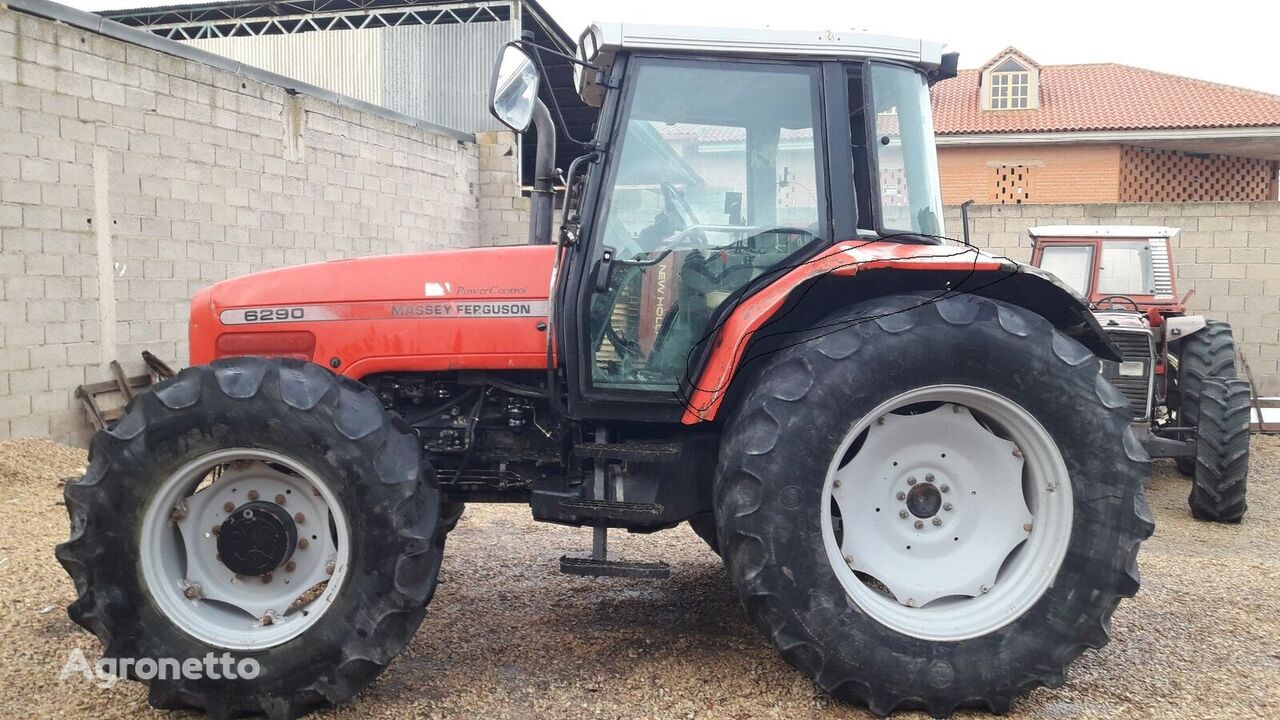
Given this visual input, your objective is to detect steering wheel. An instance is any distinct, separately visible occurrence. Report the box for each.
[1093,295,1142,311]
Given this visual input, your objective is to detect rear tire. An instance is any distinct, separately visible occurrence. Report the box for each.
[715,294,1153,716]
[1174,320,1236,476]
[1188,378,1250,522]
[56,358,442,719]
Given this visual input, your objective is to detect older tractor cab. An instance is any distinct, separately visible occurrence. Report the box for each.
[61,24,1158,719]
[1030,225,1250,522]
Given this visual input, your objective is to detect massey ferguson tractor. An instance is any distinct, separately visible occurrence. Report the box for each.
[1028,225,1250,522]
[58,24,1156,719]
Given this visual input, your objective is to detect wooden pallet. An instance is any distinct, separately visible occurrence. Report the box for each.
[74,351,175,431]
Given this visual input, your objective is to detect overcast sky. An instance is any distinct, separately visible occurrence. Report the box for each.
[64,0,1280,94]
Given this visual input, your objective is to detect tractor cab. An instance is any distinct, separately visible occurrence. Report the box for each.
[491,24,961,420]
[1028,225,1186,318]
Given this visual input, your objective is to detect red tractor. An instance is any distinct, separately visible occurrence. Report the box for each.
[59,25,1154,719]
[1029,225,1250,522]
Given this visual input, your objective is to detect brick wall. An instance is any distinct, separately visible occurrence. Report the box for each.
[938,144,1123,205]
[0,8,521,445]
[944,201,1280,394]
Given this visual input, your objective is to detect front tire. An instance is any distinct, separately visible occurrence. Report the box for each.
[56,358,443,719]
[1188,378,1250,522]
[716,294,1153,716]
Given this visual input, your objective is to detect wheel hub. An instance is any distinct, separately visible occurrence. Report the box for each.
[217,500,298,576]
[905,482,942,518]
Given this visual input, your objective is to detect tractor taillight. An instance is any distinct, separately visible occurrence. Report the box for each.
[214,332,316,361]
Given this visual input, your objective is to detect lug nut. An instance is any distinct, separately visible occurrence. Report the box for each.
[182,583,201,599]
[294,512,305,524]
[285,561,296,572]
[899,509,909,519]
[1023,522,1033,532]
[943,503,953,512]
[298,538,309,550]
[223,501,235,513]
[325,561,335,576]
[833,479,842,489]
[932,517,942,526]
[844,555,854,565]
[913,519,924,529]
[261,613,276,626]
[1012,449,1023,458]
[905,598,916,607]
[896,491,906,501]
[274,494,286,505]
[247,490,259,501]
[907,476,917,486]
[262,573,273,584]
[980,585,990,594]
[925,473,935,483]
[169,505,187,523]
[940,484,950,493]
[211,524,221,535]
[876,417,885,426]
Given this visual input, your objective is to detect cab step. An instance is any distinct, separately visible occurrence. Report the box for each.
[573,441,680,462]
[559,555,671,579]
[557,498,664,523]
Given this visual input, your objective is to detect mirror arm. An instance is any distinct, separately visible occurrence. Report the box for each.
[528,98,558,246]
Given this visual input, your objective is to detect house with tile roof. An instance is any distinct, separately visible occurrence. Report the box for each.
[931,48,1280,204]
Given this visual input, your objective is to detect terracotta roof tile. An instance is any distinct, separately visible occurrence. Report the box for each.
[931,63,1280,135]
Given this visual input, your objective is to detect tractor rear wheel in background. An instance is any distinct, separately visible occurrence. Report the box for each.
[56,357,443,719]
[1173,320,1236,476]
[715,294,1153,716]
[1188,378,1251,522]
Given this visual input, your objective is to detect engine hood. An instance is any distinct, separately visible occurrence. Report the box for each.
[198,245,556,307]
[190,245,559,376]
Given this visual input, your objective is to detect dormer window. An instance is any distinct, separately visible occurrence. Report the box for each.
[990,58,1030,109]
[980,48,1040,111]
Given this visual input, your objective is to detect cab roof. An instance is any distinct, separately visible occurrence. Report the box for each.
[1027,225,1180,240]
[574,22,949,106]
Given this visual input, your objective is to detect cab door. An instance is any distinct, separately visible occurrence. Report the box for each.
[560,55,843,421]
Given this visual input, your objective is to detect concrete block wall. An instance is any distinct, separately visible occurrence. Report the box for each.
[476,131,531,246]
[1,8,489,445]
[944,201,1280,394]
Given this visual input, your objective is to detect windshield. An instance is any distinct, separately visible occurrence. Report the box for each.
[868,64,944,237]
[589,57,825,390]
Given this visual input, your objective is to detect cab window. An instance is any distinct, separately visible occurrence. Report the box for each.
[587,58,826,391]
[1098,241,1155,295]
[1039,245,1094,296]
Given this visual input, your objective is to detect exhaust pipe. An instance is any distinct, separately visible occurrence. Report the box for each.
[528,100,557,245]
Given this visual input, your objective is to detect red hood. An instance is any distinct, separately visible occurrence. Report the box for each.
[190,245,558,376]
[199,245,556,307]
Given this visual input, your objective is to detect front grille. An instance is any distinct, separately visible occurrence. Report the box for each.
[1104,329,1155,420]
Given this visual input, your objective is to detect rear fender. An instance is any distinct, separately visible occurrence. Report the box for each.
[680,241,1121,423]
[1165,314,1208,345]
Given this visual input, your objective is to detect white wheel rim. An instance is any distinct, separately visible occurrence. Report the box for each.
[140,448,351,650]
[821,385,1073,641]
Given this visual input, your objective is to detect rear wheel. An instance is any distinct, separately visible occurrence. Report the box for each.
[1174,320,1236,476]
[56,358,442,719]
[716,294,1152,716]
[1188,378,1251,522]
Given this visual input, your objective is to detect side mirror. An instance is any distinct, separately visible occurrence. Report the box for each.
[489,44,541,132]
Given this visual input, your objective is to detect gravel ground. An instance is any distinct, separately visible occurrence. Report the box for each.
[1,435,1278,719]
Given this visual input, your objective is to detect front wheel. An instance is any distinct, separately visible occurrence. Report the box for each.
[56,358,443,719]
[716,294,1153,716]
